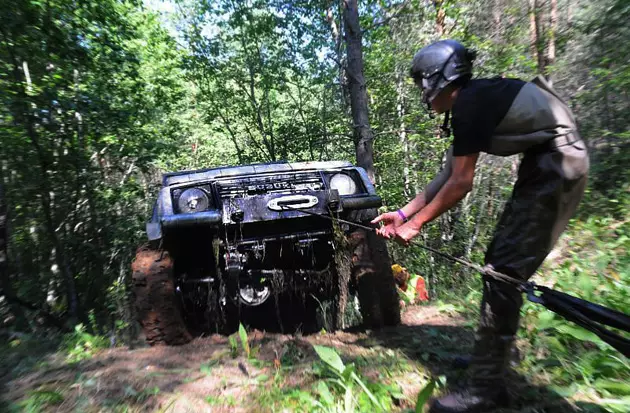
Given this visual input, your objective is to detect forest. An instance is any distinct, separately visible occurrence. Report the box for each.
[1,0,629,412]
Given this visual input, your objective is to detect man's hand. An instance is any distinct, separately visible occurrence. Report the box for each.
[394,221,422,246]
[371,211,403,239]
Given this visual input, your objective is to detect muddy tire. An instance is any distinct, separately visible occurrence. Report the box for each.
[131,244,192,345]
[337,209,401,329]
[348,228,401,328]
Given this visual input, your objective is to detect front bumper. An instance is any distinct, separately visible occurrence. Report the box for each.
[147,193,381,241]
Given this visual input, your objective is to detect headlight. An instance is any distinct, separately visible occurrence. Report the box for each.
[177,188,209,213]
[329,173,358,196]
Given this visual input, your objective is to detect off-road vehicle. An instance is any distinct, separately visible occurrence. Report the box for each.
[132,161,400,345]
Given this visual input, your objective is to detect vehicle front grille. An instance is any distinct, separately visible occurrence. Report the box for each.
[216,172,324,199]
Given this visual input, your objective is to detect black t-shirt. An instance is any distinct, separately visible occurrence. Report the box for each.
[451,78,526,156]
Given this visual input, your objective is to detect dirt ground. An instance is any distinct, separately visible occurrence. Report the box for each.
[1,305,606,412]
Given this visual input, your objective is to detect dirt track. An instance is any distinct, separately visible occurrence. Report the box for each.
[2,305,605,412]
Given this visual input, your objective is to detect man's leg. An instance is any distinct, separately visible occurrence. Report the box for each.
[430,148,588,413]
[452,275,522,369]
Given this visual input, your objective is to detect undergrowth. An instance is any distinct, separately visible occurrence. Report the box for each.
[517,213,630,412]
[442,161,630,411]
[252,342,437,412]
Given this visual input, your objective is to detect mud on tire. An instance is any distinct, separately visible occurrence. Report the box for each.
[339,208,401,329]
[131,244,192,345]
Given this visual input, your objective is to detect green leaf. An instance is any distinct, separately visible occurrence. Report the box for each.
[27,390,64,404]
[598,396,630,413]
[342,364,355,381]
[317,381,335,406]
[344,384,354,413]
[391,391,406,400]
[546,337,566,352]
[313,345,345,374]
[550,384,577,397]
[594,379,630,395]
[416,380,437,413]
[255,374,269,383]
[576,274,595,297]
[238,323,250,358]
[228,335,239,357]
[555,325,608,349]
[351,371,385,411]
[537,311,556,330]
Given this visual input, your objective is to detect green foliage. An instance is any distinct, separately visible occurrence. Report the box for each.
[205,394,236,407]
[181,0,351,165]
[0,0,192,336]
[256,345,407,412]
[310,345,394,412]
[415,379,437,413]
[200,359,219,376]
[238,322,251,359]
[61,323,109,363]
[228,334,239,358]
[18,389,64,413]
[226,323,260,360]
[516,192,630,410]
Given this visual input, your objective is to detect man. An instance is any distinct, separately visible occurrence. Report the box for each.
[371,39,589,412]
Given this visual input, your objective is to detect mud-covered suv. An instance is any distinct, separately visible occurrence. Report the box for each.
[132,161,400,345]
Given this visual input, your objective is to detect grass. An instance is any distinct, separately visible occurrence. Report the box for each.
[249,340,436,412]
[515,211,630,412]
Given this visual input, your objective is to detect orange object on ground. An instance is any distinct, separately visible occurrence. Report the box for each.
[415,276,429,301]
[391,264,410,291]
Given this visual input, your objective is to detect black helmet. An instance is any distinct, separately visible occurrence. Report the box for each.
[410,39,476,104]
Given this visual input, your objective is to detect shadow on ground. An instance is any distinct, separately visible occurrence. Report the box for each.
[0,332,63,412]
[366,321,607,413]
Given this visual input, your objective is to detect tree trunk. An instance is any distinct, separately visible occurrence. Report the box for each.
[341,0,400,327]
[493,0,503,42]
[342,0,376,183]
[434,0,446,36]
[0,184,29,330]
[528,0,544,74]
[396,77,411,198]
[548,0,557,83]
[528,0,537,64]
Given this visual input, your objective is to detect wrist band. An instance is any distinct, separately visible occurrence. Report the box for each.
[397,209,407,222]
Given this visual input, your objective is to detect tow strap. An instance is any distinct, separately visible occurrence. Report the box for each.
[282,206,630,357]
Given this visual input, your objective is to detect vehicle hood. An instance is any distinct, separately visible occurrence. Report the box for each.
[162,161,353,186]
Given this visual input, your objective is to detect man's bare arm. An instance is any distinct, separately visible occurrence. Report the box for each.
[400,146,455,219]
[408,152,479,228]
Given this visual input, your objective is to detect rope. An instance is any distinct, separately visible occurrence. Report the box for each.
[279,205,527,289]
[279,205,630,357]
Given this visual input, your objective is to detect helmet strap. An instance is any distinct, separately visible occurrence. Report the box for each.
[440,111,451,137]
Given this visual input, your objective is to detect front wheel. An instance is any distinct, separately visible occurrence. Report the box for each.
[347,227,401,328]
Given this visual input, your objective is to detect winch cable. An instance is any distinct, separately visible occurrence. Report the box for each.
[280,205,630,357]
[279,204,520,286]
